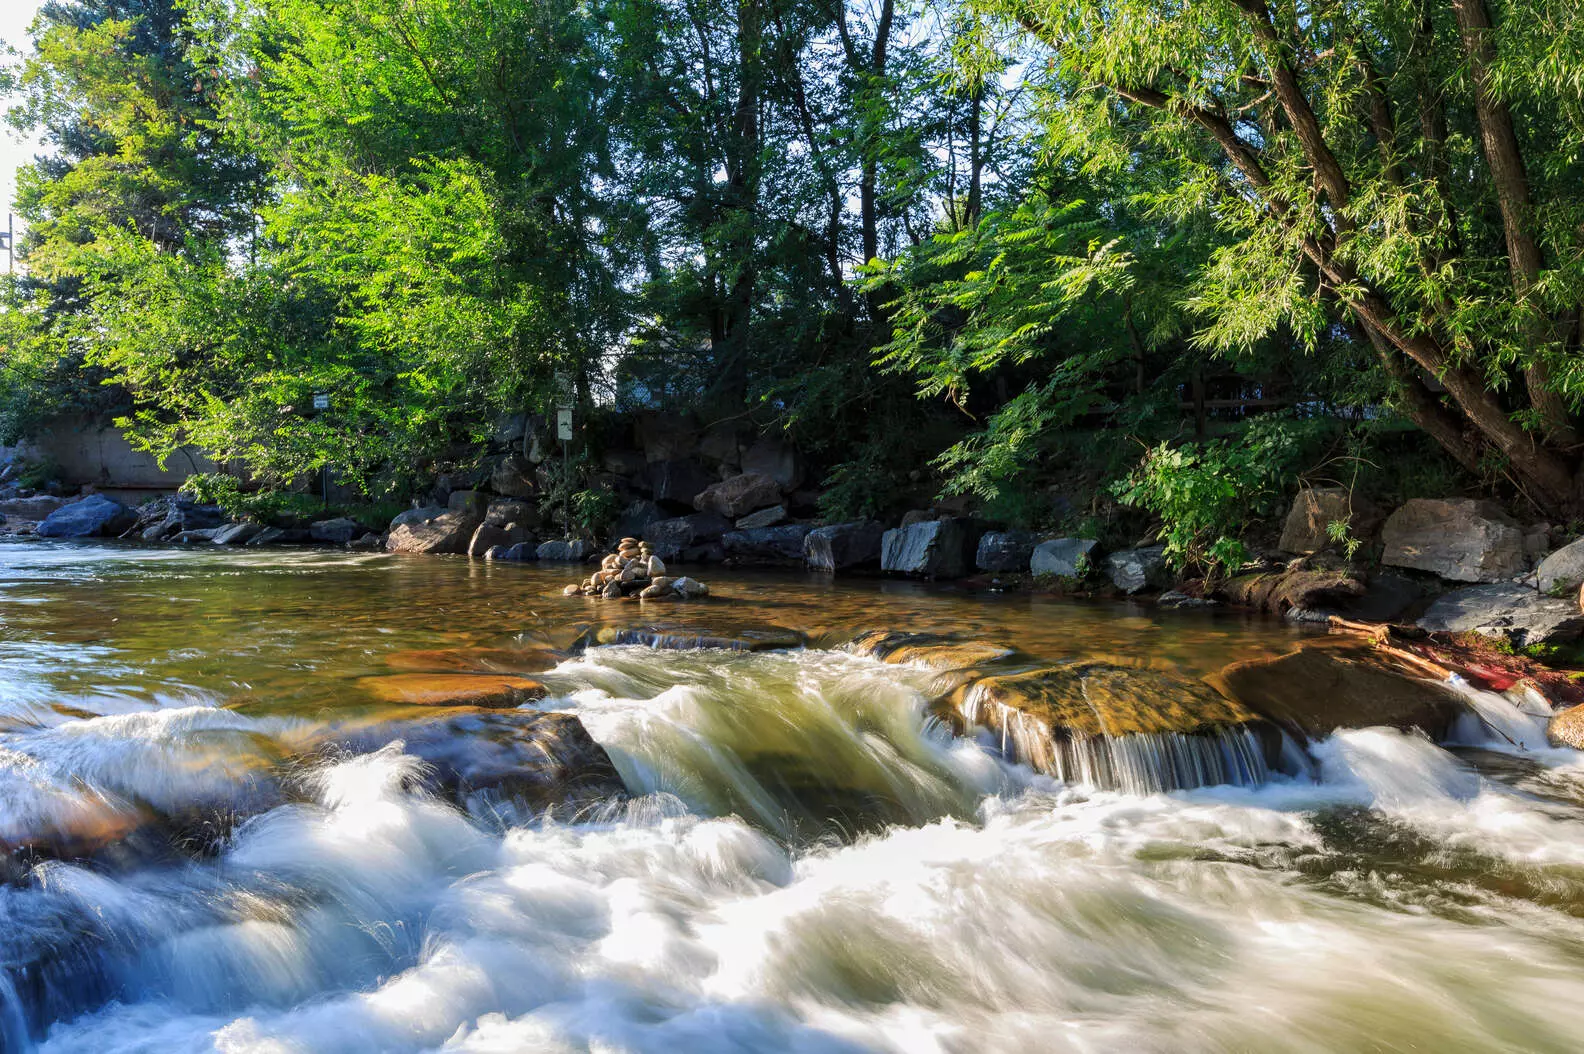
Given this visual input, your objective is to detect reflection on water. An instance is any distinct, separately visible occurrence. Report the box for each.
[0,539,1582,1053]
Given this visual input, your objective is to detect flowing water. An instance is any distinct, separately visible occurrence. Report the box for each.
[2,538,1584,1052]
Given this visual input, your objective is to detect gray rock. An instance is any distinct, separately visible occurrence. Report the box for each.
[1537,538,1584,596]
[1380,498,1525,583]
[642,512,732,560]
[722,524,810,562]
[740,436,803,489]
[170,528,220,544]
[881,519,972,578]
[734,505,787,530]
[392,505,444,528]
[447,490,490,519]
[1158,591,1218,609]
[1031,537,1100,578]
[469,523,511,558]
[1107,546,1171,594]
[245,526,288,546]
[489,453,537,498]
[1278,488,1380,554]
[692,472,782,518]
[492,542,535,561]
[1332,572,1424,623]
[484,500,535,527]
[309,517,361,545]
[673,576,709,598]
[1417,583,1584,647]
[536,539,588,563]
[0,495,66,521]
[349,533,384,551]
[36,495,136,539]
[387,507,483,554]
[611,499,665,542]
[698,424,744,469]
[975,530,1038,573]
[804,521,885,571]
[213,523,266,545]
[648,459,715,505]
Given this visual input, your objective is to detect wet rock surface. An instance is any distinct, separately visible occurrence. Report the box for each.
[36,495,137,539]
[803,520,884,571]
[1207,640,1465,739]
[1030,537,1099,578]
[881,518,974,578]
[355,673,549,707]
[975,531,1038,573]
[386,505,482,554]
[847,630,1015,670]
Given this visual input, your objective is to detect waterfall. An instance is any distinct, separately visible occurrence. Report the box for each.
[959,689,1272,794]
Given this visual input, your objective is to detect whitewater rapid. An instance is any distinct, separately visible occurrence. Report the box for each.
[4,647,1584,1053]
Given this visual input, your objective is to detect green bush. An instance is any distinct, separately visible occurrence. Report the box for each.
[1111,417,1318,576]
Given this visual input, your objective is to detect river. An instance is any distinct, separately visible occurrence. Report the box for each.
[1,539,1582,1053]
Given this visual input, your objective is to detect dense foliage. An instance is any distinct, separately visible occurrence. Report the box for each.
[4,0,1584,561]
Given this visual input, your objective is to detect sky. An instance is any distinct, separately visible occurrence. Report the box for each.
[0,0,44,250]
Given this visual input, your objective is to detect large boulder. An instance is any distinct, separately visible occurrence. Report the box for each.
[975,531,1038,573]
[722,525,810,562]
[309,517,361,545]
[1106,546,1171,594]
[447,489,491,520]
[1536,538,1584,596]
[489,453,537,499]
[1416,583,1584,647]
[1380,498,1525,583]
[1031,538,1100,578]
[693,472,782,518]
[1278,488,1381,554]
[484,500,537,528]
[469,522,532,558]
[648,459,715,505]
[386,506,483,555]
[1547,704,1584,749]
[1207,640,1464,739]
[642,512,733,560]
[804,521,885,571]
[536,538,588,563]
[740,436,803,489]
[212,522,264,546]
[36,495,137,539]
[881,519,973,578]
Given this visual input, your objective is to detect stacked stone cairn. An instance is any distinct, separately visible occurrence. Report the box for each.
[561,537,710,600]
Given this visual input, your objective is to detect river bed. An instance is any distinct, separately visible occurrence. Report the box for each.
[2,540,1583,1053]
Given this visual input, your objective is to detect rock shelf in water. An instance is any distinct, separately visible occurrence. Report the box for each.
[561,537,710,601]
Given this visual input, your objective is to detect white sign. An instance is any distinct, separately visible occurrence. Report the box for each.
[312,393,330,411]
[556,408,573,441]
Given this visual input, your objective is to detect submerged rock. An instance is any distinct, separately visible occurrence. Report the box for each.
[582,622,804,652]
[336,709,623,814]
[355,673,548,708]
[1416,583,1584,647]
[847,630,1015,671]
[1380,498,1525,583]
[1207,641,1465,739]
[36,495,136,539]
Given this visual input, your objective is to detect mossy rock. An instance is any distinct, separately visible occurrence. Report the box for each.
[846,630,1016,671]
[958,664,1258,739]
[355,673,548,708]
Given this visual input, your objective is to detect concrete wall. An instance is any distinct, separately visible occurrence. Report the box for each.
[4,416,217,493]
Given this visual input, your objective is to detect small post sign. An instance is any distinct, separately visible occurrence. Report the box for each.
[312,392,330,411]
[556,408,573,441]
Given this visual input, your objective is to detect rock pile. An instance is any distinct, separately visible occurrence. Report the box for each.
[561,537,710,601]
